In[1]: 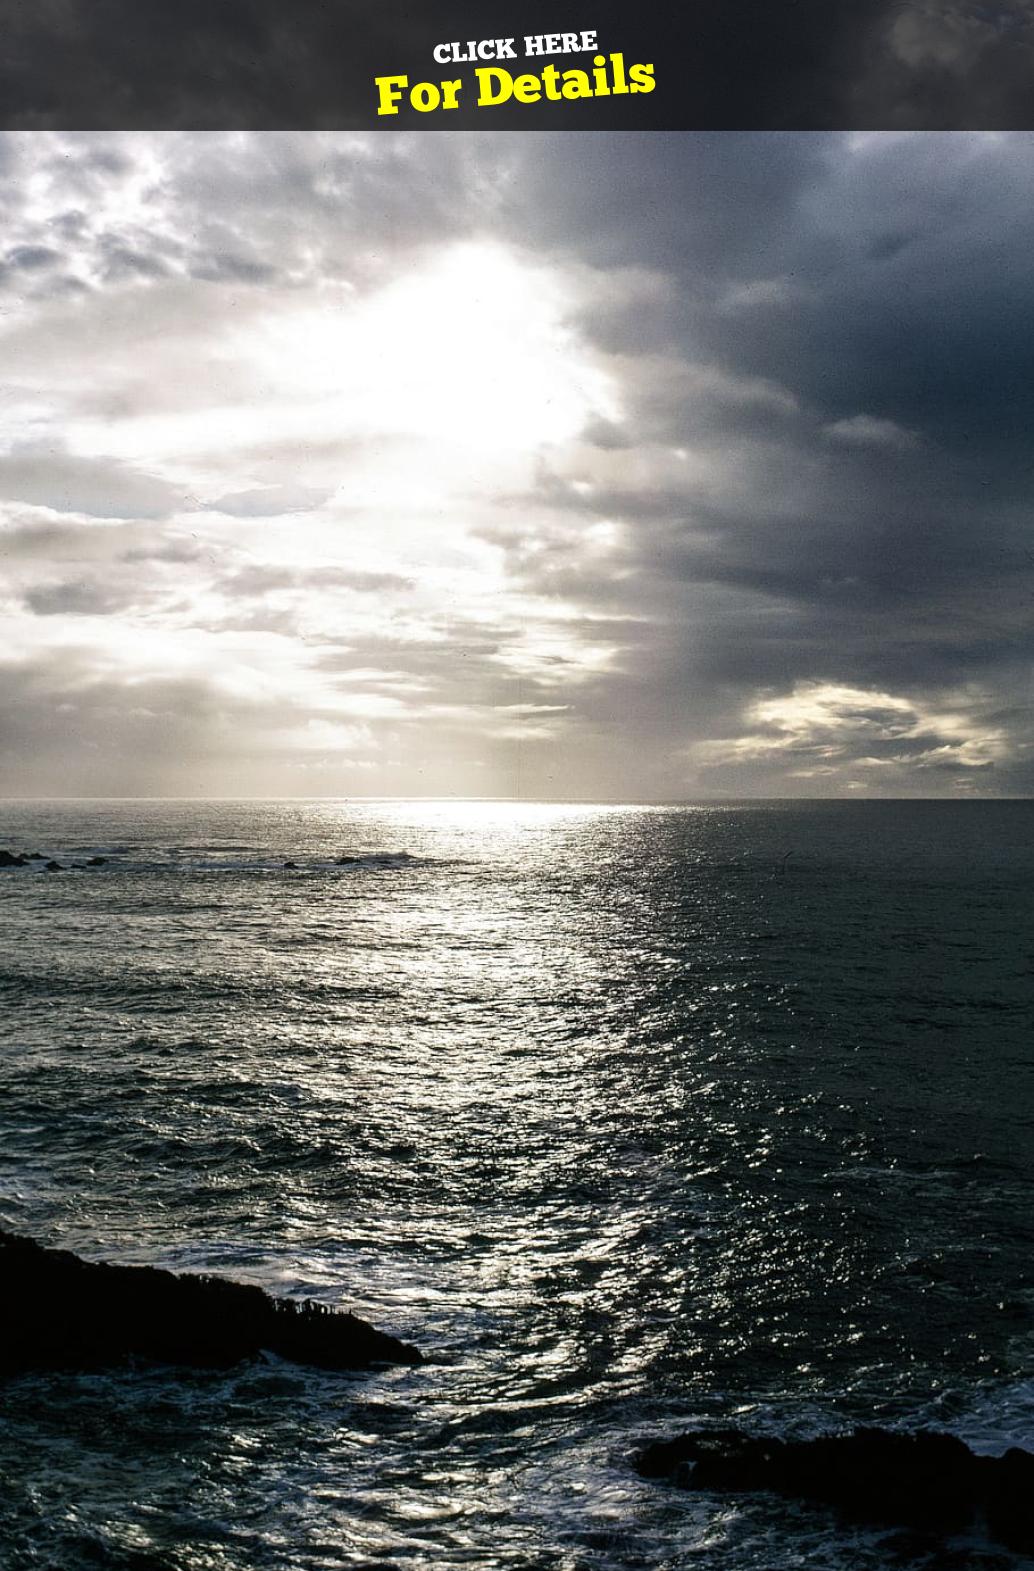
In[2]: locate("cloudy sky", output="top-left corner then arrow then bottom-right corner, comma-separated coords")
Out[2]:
1,131 -> 1032,799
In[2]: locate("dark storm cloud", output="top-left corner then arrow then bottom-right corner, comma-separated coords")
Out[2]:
523,133 -> 1034,458
476,131 -> 1034,792
1,0 -> 1033,128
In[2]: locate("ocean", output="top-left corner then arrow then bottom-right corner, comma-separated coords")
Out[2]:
1,798 -> 1031,1570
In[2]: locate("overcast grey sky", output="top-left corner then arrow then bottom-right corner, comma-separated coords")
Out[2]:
1,131 -> 1031,799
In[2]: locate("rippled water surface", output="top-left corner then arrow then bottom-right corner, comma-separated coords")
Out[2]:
1,798 -> 1032,1570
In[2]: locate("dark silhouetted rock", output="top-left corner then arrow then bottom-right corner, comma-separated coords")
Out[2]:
44,860 -> 64,872
283,860 -> 299,869
0,850 -> 27,868
0,1229 -> 422,1375
26,852 -> 46,860
635,1427 -> 1034,1554
85,856 -> 108,866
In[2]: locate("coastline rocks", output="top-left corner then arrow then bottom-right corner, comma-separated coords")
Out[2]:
1,850 -> 108,872
1,849 -> 65,870
1,848 -> 419,873
0,1228 -> 422,1375
635,1427 -> 1034,1553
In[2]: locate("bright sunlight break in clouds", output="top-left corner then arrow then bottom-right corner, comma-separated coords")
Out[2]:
1,131 -> 1032,799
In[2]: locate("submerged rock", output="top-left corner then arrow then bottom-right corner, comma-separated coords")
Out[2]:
0,850 -> 27,868
43,860 -> 64,872
0,1229 -> 422,1375
635,1426 -> 1034,1553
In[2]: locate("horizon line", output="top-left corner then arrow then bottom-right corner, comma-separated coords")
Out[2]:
2,794 -> 1031,806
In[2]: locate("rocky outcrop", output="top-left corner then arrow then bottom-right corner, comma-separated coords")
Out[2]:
635,1426 -> 1034,1553
0,849 -> 61,870
1,850 -> 102,872
0,1228 -> 421,1375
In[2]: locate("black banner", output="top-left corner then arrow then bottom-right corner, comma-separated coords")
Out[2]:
1,0 -> 1033,129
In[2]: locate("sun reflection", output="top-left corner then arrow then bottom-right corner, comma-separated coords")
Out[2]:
365,798 -> 645,831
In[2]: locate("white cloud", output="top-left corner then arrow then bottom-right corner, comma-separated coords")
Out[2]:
695,681 -> 1010,781
822,414 -> 921,449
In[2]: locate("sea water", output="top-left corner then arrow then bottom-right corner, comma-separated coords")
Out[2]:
0,798 -> 1031,1569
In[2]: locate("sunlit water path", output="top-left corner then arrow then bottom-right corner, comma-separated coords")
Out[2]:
1,799 -> 1032,1569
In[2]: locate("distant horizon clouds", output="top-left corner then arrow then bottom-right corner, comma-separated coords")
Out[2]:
0,131 -> 1031,798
